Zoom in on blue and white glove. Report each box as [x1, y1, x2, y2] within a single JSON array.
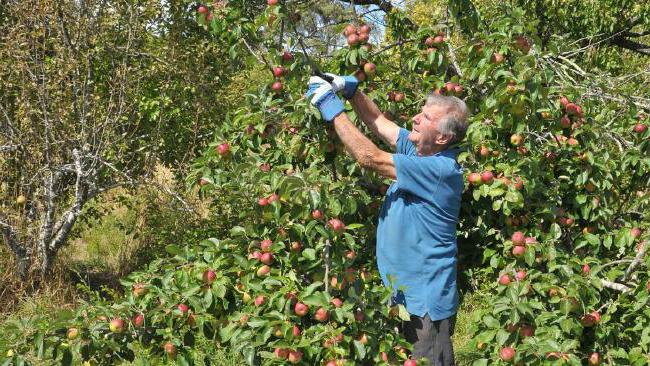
[[325, 73, 359, 99], [305, 76, 345, 122]]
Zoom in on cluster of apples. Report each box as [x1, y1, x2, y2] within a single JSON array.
[[634, 113, 647, 134], [270, 52, 293, 93], [558, 96, 585, 129], [344, 23, 372, 47], [433, 81, 464, 97], [422, 31, 446, 55]]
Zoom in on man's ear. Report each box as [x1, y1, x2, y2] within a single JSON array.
[[436, 134, 453, 146]]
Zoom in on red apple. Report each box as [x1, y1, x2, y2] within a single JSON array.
[[345, 250, 356, 260], [499, 274, 511, 286], [274, 347, 288, 359], [260, 239, 273, 252], [216, 142, 230, 156], [331, 298, 343, 308], [290, 241, 302, 251], [164, 342, 177, 358], [588, 352, 600, 365], [281, 51, 293, 63], [314, 307, 329, 322], [132, 283, 148, 298], [631, 227, 642, 238], [267, 0, 278, 5], [267, 193, 279, 203], [514, 35, 530, 53], [480, 171, 494, 185], [132, 313, 144, 327], [358, 32, 369, 44], [327, 218, 346, 233], [257, 265, 271, 277], [634, 123, 647, 133], [432, 35, 444, 46], [582, 264, 590, 275], [109, 318, 125, 333], [311, 209, 323, 220], [347, 33, 359, 46], [292, 324, 301, 337], [515, 270, 527, 281], [358, 24, 371, 34], [343, 24, 356, 36], [560, 115, 571, 128], [511, 231, 526, 246], [394, 92, 405, 102], [254, 295, 266, 307], [294, 302, 309, 317], [271, 81, 283, 93], [468, 172, 482, 186], [580, 311, 601, 327], [491, 52, 504, 64], [258, 197, 269, 206], [287, 350, 303, 364], [512, 245, 526, 258], [363, 62, 376, 76], [197, 5, 208, 14], [565, 103, 579, 116], [260, 252, 274, 265], [519, 324, 534, 337], [500, 346, 516, 362], [404, 360, 417, 366], [272, 66, 285, 77], [203, 269, 216, 284], [177, 304, 189, 314]]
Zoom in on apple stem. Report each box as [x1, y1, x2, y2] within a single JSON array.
[[324, 239, 331, 293]]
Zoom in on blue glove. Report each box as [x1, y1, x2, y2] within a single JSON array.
[[325, 73, 359, 99], [305, 76, 345, 122]]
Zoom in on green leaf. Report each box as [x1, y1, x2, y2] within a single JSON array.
[[398, 304, 411, 321], [165, 244, 183, 256], [182, 285, 202, 299], [302, 248, 316, 261], [353, 340, 367, 359]]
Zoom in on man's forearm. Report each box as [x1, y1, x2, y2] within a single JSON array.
[[350, 91, 384, 127], [331, 112, 379, 168]]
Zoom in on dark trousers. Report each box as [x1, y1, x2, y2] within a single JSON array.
[[402, 313, 456, 366]]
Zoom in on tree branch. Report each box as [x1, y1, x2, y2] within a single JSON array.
[[623, 240, 648, 282], [600, 279, 631, 293], [611, 36, 650, 56]]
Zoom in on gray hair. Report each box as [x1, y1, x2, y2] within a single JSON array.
[[425, 93, 469, 145]]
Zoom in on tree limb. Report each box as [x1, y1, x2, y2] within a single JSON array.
[[623, 240, 648, 282], [601, 279, 631, 293], [611, 36, 650, 56]]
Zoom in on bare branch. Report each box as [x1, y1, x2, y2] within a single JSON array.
[[623, 240, 648, 282], [600, 279, 631, 293]]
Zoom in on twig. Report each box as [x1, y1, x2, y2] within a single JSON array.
[[623, 240, 648, 281], [324, 239, 331, 292]]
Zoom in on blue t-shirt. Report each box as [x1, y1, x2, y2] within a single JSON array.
[[376, 128, 463, 320]]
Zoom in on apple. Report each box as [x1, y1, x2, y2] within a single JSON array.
[[404, 360, 417, 366], [206, 12, 213, 21], [257, 265, 271, 277], [254, 295, 266, 307], [479, 145, 489, 157], [540, 111, 552, 119], [259, 163, 271, 172], [272, 66, 285, 77], [512, 245, 526, 258], [67, 327, 79, 340], [500, 346, 516, 362], [510, 134, 524, 146], [514, 35, 530, 53], [259, 252, 273, 265], [344, 24, 356, 36], [271, 81, 283, 93], [203, 269, 216, 284], [354, 310, 365, 322], [311, 209, 323, 220], [216, 142, 230, 156], [287, 350, 303, 364], [197, 5, 208, 14], [588, 352, 600, 365], [290, 241, 302, 251], [424, 36, 436, 47], [132, 283, 148, 298], [393, 92, 405, 102], [327, 218, 346, 233], [331, 298, 343, 308], [525, 236, 537, 245], [454, 84, 464, 96], [560, 115, 571, 128], [292, 324, 301, 337], [345, 250, 356, 260], [177, 304, 189, 315], [248, 250, 262, 260], [432, 35, 444, 46], [363, 62, 376, 76], [519, 324, 534, 337], [634, 123, 647, 133], [354, 69, 367, 82], [109, 318, 125, 333], [163, 342, 177, 358], [580, 311, 601, 327], [468, 172, 482, 186], [294, 302, 309, 317], [358, 24, 371, 34], [347, 33, 359, 46], [358, 32, 369, 44], [511, 231, 526, 246], [274, 347, 288, 359], [267, 193, 279, 203], [267, 0, 278, 5], [480, 171, 494, 185], [132, 313, 144, 327], [281, 51, 294, 63], [565, 103, 579, 116], [260, 239, 273, 252], [582, 264, 590, 275], [631, 227, 642, 238], [515, 270, 526, 281], [499, 274, 511, 285], [513, 177, 524, 190], [491, 52, 504, 64], [314, 307, 329, 322]]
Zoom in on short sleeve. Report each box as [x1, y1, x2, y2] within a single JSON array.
[[395, 128, 416, 156], [392, 154, 447, 199]]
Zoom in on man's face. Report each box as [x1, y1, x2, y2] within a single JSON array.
[[408, 103, 452, 156]]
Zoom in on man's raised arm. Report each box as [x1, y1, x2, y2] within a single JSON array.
[[349, 91, 400, 150]]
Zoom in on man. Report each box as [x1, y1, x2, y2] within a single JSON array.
[[306, 74, 468, 366]]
